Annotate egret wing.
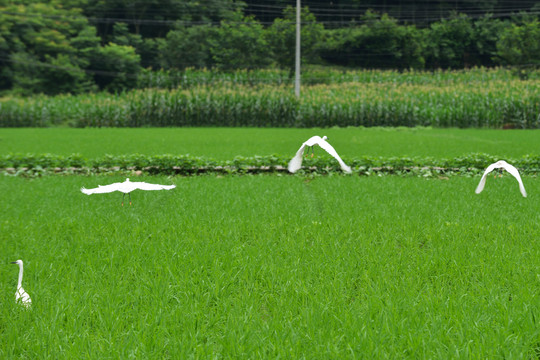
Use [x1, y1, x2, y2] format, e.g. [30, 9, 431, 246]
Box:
[501, 163, 527, 197]
[303, 136, 324, 147]
[81, 182, 122, 195]
[131, 182, 176, 191]
[475, 162, 498, 194]
[317, 138, 352, 173]
[288, 143, 307, 173]
[16, 287, 31, 307]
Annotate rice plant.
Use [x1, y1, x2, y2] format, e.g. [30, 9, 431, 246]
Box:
[1, 175, 539, 358]
[1, 127, 539, 161]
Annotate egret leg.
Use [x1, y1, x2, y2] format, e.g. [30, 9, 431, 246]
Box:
[122, 193, 125, 206]
[129, 192, 132, 206]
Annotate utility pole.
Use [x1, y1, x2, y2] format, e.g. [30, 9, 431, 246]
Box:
[295, 0, 301, 98]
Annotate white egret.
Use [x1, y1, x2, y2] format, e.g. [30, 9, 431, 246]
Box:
[81, 178, 176, 205]
[475, 160, 527, 197]
[288, 136, 352, 174]
[11, 260, 31, 308]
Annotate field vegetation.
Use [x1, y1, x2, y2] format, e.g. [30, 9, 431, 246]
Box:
[1, 127, 540, 357]
[1, 128, 539, 177]
[1, 68, 539, 129]
[1, 174, 540, 358]
[2, 127, 540, 159]
[1, 0, 539, 356]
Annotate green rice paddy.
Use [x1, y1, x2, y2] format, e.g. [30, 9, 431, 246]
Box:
[1, 127, 539, 159]
[1, 128, 540, 358]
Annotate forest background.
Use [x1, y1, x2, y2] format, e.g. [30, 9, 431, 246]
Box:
[0, 0, 539, 96]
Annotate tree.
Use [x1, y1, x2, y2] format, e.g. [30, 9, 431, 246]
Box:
[0, 3, 99, 94]
[82, 0, 244, 39]
[210, 13, 271, 70]
[496, 18, 540, 66]
[496, 19, 540, 76]
[469, 15, 510, 67]
[111, 22, 159, 69]
[266, 6, 324, 73]
[160, 12, 271, 70]
[91, 43, 141, 92]
[158, 24, 216, 69]
[320, 11, 425, 69]
[424, 13, 474, 69]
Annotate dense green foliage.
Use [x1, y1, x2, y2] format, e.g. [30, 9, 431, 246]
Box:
[0, 1, 538, 94]
[0, 3, 99, 95]
[243, 0, 540, 25]
[1, 152, 540, 177]
[496, 19, 540, 73]
[2, 175, 540, 357]
[1, 68, 538, 128]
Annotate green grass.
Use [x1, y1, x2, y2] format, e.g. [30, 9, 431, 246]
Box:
[1, 175, 540, 358]
[1, 127, 540, 160]
[1, 127, 539, 357]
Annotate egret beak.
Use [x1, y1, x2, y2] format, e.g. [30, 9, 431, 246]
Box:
[10, 261, 17, 264]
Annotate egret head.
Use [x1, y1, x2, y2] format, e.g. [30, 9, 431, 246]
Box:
[125, 178, 130, 182]
[322, 136, 328, 140]
[10, 260, 22, 266]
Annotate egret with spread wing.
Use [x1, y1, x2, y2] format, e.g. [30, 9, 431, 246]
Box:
[475, 160, 527, 197]
[81, 178, 176, 205]
[11, 260, 31, 308]
[288, 136, 352, 174]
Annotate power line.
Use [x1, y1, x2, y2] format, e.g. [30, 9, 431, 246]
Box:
[1, 8, 537, 28]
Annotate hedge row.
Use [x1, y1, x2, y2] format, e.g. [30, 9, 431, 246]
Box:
[2, 153, 539, 177]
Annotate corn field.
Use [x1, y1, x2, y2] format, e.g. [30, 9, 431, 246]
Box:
[136, 67, 537, 88]
[1, 68, 539, 128]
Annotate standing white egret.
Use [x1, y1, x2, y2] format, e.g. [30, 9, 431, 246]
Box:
[11, 260, 31, 308]
[475, 160, 527, 197]
[288, 136, 352, 174]
[81, 178, 176, 205]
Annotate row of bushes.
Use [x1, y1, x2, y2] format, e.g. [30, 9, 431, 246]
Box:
[2, 153, 539, 176]
[160, 11, 540, 73]
[1, 74, 538, 128]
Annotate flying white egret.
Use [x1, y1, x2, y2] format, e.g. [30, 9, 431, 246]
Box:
[81, 178, 176, 205]
[288, 136, 352, 174]
[475, 160, 527, 197]
[11, 260, 31, 308]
